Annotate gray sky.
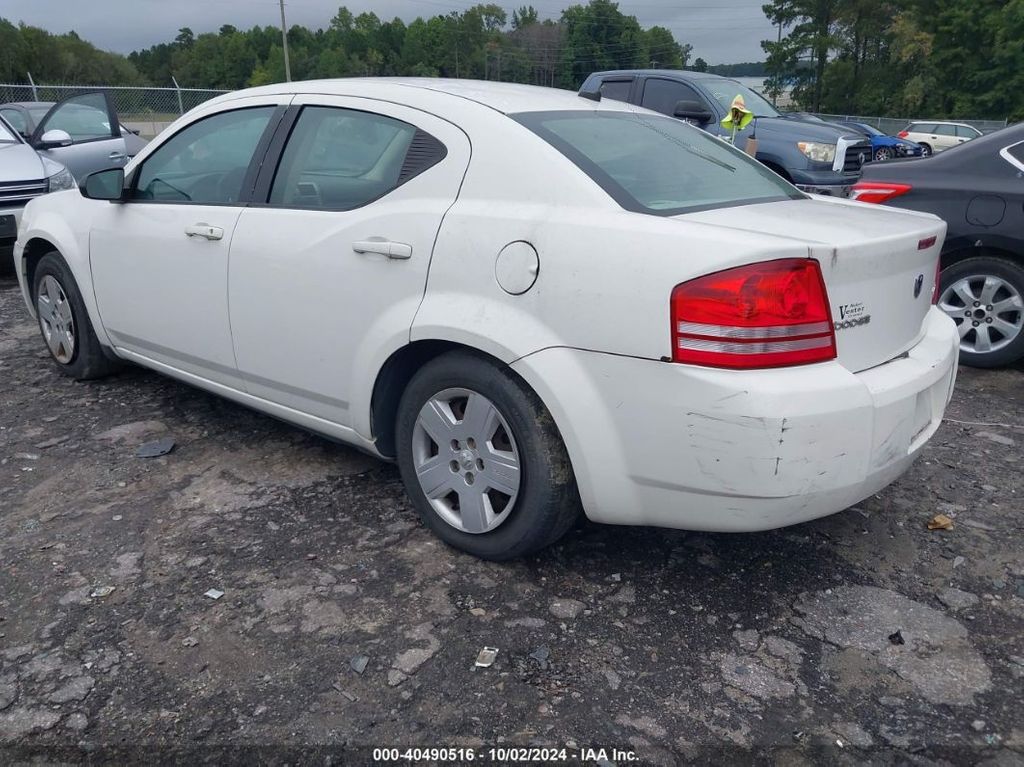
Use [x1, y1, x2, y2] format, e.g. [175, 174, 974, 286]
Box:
[2, 0, 775, 65]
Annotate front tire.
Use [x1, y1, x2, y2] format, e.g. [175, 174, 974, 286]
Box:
[937, 256, 1024, 367]
[33, 252, 120, 380]
[395, 351, 580, 560]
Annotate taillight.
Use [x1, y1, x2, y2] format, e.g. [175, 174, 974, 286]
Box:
[670, 259, 837, 369]
[849, 181, 913, 204]
[897, 130, 909, 138]
[932, 259, 941, 304]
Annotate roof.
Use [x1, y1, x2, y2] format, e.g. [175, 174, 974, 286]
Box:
[907, 120, 978, 128]
[224, 78, 636, 116]
[587, 69, 728, 82]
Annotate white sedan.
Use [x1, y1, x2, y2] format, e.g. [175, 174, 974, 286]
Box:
[13, 79, 959, 559]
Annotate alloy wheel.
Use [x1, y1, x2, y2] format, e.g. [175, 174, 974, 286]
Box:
[412, 387, 521, 534]
[36, 275, 76, 364]
[939, 274, 1024, 354]
[875, 147, 893, 161]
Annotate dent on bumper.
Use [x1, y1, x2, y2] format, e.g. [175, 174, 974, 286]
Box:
[512, 309, 959, 532]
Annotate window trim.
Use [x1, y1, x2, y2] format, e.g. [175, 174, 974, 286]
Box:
[999, 140, 1024, 173]
[249, 103, 448, 213]
[125, 104, 286, 208]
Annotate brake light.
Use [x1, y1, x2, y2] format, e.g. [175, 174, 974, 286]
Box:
[670, 259, 837, 369]
[849, 181, 913, 204]
[897, 130, 909, 138]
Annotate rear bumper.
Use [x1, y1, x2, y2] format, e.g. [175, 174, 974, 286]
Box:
[512, 308, 959, 532]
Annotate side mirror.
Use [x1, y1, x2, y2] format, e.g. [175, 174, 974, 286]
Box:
[36, 129, 73, 149]
[673, 100, 713, 124]
[81, 168, 126, 202]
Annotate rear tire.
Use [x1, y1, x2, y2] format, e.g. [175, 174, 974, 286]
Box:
[919, 143, 932, 157]
[874, 146, 894, 161]
[395, 351, 580, 560]
[33, 252, 121, 380]
[937, 256, 1024, 368]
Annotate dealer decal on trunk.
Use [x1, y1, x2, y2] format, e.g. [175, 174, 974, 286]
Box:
[835, 302, 871, 331]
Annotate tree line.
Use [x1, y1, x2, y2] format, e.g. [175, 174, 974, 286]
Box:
[0, 2, 689, 93]
[762, 0, 1023, 120]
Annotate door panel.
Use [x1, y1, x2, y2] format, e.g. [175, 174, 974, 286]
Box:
[90, 99, 285, 388]
[228, 96, 470, 428]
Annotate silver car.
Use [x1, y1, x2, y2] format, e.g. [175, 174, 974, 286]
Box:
[0, 115, 75, 265]
[0, 92, 147, 180]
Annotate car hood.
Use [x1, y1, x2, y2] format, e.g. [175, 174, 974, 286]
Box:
[756, 116, 864, 142]
[0, 141, 46, 181]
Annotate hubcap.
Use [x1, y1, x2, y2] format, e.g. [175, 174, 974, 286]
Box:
[938, 274, 1023, 354]
[412, 387, 521, 535]
[36, 275, 76, 364]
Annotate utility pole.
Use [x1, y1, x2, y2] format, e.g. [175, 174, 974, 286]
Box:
[279, 0, 292, 82]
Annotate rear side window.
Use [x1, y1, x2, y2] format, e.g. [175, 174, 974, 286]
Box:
[599, 80, 632, 102]
[934, 124, 956, 136]
[514, 110, 802, 215]
[268, 106, 443, 210]
[910, 123, 934, 133]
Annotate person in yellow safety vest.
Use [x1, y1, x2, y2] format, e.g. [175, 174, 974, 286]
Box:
[721, 94, 754, 145]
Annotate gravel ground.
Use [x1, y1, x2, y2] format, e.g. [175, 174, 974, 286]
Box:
[1, 275, 1023, 765]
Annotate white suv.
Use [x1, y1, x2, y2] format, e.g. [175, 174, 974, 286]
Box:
[899, 121, 982, 156]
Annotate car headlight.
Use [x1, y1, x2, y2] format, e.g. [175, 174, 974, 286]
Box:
[796, 141, 837, 163]
[46, 167, 76, 193]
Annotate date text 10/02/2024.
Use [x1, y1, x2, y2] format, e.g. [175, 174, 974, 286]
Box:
[372, 747, 639, 762]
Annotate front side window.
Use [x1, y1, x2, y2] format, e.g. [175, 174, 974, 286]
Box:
[956, 125, 980, 138]
[515, 110, 802, 215]
[39, 93, 115, 143]
[599, 80, 632, 103]
[641, 79, 704, 117]
[133, 107, 275, 204]
[703, 80, 779, 118]
[268, 106, 425, 210]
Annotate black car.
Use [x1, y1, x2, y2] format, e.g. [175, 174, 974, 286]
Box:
[852, 123, 1024, 367]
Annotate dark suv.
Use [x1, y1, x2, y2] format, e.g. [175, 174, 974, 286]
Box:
[580, 70, 872, 196]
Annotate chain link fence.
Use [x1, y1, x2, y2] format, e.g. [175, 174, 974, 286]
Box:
[0, 83, 229, 138]
[810, 112, 1008, 135]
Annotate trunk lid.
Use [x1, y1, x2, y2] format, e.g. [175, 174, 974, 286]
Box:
[680, 198, 945, 373]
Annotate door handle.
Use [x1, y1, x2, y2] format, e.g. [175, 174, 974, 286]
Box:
[109, 151, 126, 160]
[185, 223, 224, 241]
[352, 239, 412, 260]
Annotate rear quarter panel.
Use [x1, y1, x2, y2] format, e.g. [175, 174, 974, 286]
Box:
[414, 124, 812, 362]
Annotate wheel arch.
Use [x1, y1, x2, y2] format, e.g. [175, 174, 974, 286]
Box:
[759, 159, 793, 182]
[20, 236, 61, 308]
[941, 241, 1024, 269]
[369, 339, 570, 461]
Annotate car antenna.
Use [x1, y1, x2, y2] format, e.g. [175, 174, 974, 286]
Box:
[579, 89, 601, 102]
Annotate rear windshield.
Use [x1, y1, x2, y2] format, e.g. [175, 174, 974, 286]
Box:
[514, 110, 802, 215]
